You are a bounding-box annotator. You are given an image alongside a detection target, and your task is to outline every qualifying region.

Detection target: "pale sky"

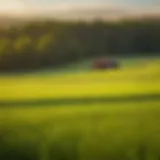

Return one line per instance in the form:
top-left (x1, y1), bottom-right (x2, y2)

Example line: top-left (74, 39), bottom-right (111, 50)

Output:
top-left (0, 0), bottom-right (159, 18)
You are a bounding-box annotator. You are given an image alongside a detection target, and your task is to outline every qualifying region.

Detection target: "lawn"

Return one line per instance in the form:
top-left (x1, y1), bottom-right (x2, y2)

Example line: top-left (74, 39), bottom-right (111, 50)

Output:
top-left (0, 59), bottom-right (160, 102)
top-left (0, 58), bottom-right (160, 160)
top-left (0, 100), bottom-right (160, 160)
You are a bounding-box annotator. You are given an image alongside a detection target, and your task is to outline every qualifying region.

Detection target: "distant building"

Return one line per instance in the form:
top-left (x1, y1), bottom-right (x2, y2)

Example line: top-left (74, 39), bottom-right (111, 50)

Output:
top-left (92, 58), bottom-right (119, 70)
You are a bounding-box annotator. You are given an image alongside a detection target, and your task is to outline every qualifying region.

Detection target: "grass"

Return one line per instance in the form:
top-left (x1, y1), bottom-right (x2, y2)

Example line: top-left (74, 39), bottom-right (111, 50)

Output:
top-left (0, 100), bottom-right (160, 160)
top-left (0, 59), bottom-right (160, 101)
top-left (0, 57), bottom-right (160, 160)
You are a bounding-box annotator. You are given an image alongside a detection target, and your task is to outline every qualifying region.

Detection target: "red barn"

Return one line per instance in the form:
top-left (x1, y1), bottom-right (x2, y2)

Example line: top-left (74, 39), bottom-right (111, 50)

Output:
top-left (92, 58), bottom-right (119, 70)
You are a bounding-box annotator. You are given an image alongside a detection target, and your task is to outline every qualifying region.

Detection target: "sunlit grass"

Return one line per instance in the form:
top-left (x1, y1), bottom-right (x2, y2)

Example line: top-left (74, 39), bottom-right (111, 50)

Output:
top-left (0, 61), bottom-right (160, 101)
top-left (0, 100), bottom-right (160, 160)
top-left (0, 59), bottom-right (160, 160)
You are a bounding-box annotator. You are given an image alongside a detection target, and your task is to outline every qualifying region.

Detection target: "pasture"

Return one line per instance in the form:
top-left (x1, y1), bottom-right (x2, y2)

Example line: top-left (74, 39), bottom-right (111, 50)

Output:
top-left (0, 57), bottom-right (160, 160)
top-left (0, 100), bottom-right (160, 160)
top-left (0, 58), bottom-right (160, 102)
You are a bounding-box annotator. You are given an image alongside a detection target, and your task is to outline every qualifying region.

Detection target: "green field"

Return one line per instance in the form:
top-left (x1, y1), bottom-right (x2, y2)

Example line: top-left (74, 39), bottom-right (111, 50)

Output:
top-left (1, 101), bottom-right (160, 160)
top-left (0, 57), bottom-right (160, 160)
top-left (0, 58), bottom-right (160, 102)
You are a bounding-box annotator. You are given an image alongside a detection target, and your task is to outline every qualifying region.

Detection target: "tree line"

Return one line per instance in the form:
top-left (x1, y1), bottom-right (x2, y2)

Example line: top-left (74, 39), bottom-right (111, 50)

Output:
top-left (0, 17), bottom-right (160, 72)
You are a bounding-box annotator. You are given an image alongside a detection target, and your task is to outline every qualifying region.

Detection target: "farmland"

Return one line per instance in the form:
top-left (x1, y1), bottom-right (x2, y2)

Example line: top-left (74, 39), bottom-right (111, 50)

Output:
top-left (0, 57), bottom-right (160, 160)
top-left (0, 57), bottom-right (160, 102)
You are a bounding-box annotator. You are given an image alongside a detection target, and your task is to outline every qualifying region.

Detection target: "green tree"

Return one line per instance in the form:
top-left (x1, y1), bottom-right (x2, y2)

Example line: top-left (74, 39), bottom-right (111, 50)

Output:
top-left (36, 34), bottom-right (53, 53)
top-left (13, 35), bottom-right (32, 54)
top-left (0, 38), bottom-right (10, 55)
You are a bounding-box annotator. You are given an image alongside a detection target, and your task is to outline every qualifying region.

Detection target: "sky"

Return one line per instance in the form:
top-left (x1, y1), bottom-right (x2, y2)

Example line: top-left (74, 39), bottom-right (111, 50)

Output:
top-left (0, 0), bottom-right (159, 19)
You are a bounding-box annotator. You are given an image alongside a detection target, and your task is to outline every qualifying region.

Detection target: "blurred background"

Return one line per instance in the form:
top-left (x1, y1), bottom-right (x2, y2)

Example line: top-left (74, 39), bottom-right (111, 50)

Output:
top-left (0, 1), bottom-right (160, 160)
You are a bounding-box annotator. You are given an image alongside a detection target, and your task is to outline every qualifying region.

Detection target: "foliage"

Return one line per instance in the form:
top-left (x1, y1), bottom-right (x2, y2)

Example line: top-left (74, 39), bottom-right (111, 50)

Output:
top-left (36, 34), bottom-right (53, 53)
top-left (0, 38), bottom-right (10, 55)
top-left (13, 35), bottom-right (32, 54)
top-left (0, 18), bottom-right (160, 72)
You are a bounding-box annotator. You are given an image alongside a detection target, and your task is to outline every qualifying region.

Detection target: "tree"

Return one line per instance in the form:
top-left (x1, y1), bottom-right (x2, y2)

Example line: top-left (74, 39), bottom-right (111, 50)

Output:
top-left (0, 38), bottom-right (10, 55)
top-left (13, 35), bottom-right (32, 54)
top-left (36, 34), bottom-right (53, 53)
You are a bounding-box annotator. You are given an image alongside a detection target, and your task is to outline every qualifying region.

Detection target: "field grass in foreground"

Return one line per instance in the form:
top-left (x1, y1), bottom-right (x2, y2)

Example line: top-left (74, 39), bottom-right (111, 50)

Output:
top-left (0, 58), bottom-right (160, 160)
top-left (0, 100), bottom-right (160, 160)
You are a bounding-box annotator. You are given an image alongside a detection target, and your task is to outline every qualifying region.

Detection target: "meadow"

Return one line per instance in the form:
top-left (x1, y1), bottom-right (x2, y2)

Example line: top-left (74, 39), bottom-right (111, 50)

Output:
top-left (0, 57), bottom-right (160, 160)
top-left (0, 57), bottom-right (160, 102)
